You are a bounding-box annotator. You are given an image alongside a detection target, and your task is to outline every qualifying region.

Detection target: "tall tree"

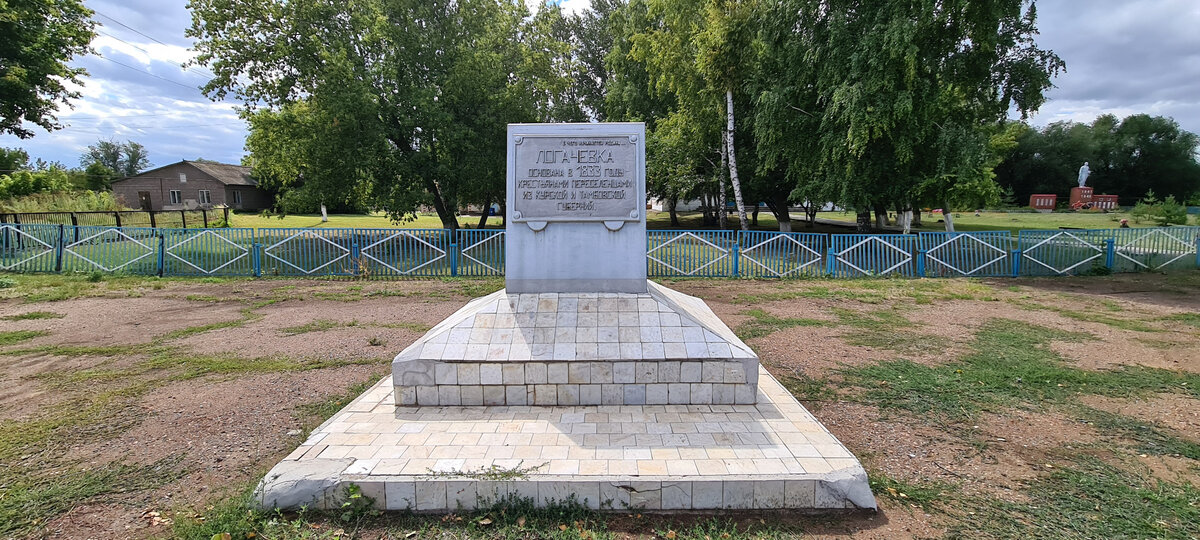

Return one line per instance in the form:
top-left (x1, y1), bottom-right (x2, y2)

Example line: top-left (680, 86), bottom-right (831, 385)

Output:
top-left (190, 0), bottom-right (573, 231)
top-left (0, 0), bottom-right (95, 138)
top-left (80, 139), bottom-right (151, 178)
top-left (756, 0), bottom-right (1062, 232)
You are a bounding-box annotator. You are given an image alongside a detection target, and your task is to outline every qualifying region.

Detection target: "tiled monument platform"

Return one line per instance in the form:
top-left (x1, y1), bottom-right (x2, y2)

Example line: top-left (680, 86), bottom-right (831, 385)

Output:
top-left (253, 123), bottom-right (874, 513)
top-left (392, 282), bottom-right (760, 407)
top-left (254, 283), bottom-right (875, 512)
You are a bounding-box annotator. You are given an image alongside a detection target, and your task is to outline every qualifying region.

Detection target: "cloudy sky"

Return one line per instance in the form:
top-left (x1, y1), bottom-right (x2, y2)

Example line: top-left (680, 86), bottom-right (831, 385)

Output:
top-left (2, 0), bottom-right (1198, 170)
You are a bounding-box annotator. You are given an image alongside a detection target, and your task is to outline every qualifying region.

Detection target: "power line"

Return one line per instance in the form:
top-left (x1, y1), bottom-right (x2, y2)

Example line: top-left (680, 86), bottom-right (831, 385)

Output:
top-left (91, 9), bottom-right (218, 78)
top-left (95, 29), bottom-right (215, 82)
top-left (96, 55), bottom-right (198, 90)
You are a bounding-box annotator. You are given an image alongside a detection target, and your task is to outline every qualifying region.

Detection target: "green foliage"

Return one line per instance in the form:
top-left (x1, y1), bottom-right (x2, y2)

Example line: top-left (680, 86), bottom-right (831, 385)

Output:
top-left (0, 329), bottom-right (48, 345)
top-left (1130, 190), bottom-right (1189, 226)
top-left (0, 189), bottom-right (125, 212)
top-left (735, 308), bottom-right (824, 340)
top-left (0, 0), bottom-right (96, 138)
top-left (0, 277), bottom-right (14, 289)
top-left (79, 139), bottom-right (151, 178)
top-left (194, 0), bottom-right (580, 230)
top-left (0, 166), bottom-right (71, 199)
top-left (996, 114), bottom-right (1200, 204)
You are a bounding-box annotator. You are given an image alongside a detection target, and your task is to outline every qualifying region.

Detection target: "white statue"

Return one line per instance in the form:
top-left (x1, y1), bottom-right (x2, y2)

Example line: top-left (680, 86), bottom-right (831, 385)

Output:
top-left (1077, 162), bottom-right (1090, 188)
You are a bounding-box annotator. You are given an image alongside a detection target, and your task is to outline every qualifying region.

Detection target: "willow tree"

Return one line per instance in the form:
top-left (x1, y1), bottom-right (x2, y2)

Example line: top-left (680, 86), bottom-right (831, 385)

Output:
top-left (756, 0), bottom-right (1062, 232)
top-left (189, 0), bottom-right (574, 230)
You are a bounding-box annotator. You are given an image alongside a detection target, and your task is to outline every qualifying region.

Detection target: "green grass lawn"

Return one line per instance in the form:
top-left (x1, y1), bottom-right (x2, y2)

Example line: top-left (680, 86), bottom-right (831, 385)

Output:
top-left (228, 209), bottom-right (1195, 234)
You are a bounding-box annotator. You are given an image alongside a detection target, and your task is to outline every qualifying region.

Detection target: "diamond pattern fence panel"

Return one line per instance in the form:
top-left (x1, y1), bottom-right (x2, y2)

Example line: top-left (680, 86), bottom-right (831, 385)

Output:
top-left (161, 228), bottom-right (256, 276)
top-left (258, 228), bottom-right (357, 277)
top-left (354, 228), bottom-right (452, 278)
top-left (61, 226), bottom-right (160, 274)
top-left (737, 230), bottom-right (826, 278)
top-left (828, 234), bottom-right (920, 277)
top-left (647, 230), bottom-right (737, 277)
top-left (457, 229), bottom-right (504, 277)
top-left (0, 223), bottom-right (60, 273)
top-left (919, 231), bottom-right (1016, 277)
top-left (1110, 226), bottom-right (1199, 272)
top-left (1018, 229), bottom-right (1113, 276)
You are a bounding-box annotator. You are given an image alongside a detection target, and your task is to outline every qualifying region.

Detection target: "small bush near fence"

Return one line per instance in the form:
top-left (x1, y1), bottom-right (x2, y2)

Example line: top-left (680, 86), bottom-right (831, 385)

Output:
top-left (0, 224), bottom-right (1196, 279)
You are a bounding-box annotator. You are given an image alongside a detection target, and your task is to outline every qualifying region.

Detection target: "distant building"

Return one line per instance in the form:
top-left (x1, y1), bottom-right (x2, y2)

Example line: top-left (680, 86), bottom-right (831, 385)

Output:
top-left (111, 160), bottom-right (268, 212)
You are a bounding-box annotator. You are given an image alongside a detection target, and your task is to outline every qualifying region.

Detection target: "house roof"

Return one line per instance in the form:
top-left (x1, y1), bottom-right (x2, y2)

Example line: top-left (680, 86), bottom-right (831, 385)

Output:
top-left (112, 160), bottom-right (257, 186)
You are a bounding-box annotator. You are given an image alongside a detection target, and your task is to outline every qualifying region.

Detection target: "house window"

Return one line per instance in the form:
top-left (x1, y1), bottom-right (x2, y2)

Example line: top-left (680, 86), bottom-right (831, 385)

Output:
top-left (179, 173), bottom-right (187, 183)
top-left (231, 190), bottom-right (242, 205)
top-left (170, 190), bottom-right (182, 204)
top-left (198, 190), bottom-right (211, 204)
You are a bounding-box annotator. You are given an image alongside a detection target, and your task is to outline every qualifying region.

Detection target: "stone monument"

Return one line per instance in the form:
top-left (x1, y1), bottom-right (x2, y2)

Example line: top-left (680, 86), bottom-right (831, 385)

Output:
top-left (253, 123), bottom-right (874, 513)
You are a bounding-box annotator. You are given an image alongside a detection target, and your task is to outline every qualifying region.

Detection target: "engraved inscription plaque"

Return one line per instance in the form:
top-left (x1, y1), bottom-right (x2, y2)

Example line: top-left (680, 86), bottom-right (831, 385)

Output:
top-left (511, 134), bottom-right (639, 222)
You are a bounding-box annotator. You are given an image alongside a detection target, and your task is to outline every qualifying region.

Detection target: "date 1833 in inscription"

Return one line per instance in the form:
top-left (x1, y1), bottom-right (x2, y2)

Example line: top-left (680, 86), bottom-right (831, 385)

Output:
top-left (512, 136), bottom-right (638, 221)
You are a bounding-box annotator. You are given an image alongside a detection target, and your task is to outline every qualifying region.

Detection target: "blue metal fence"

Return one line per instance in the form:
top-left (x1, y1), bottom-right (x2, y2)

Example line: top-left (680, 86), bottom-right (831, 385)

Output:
top-left (1, 225), bottom-right (1197, 279)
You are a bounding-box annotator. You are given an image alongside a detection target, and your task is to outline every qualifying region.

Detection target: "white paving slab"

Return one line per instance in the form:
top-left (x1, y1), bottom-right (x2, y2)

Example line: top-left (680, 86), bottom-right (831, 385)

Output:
top-left (255, 368), bottom-right (876, 512)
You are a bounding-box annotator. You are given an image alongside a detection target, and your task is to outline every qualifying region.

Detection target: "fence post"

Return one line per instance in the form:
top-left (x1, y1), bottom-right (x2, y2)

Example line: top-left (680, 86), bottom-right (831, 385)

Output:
top-left (1011, 249), bottom-right (1022, 277)
top-left (223, 207), bottom-right (230, 226)
top-left (70, 212), bottom-right (79, 243)
top-left (1195, 236), bottom-right (1200, 269)
top-left (825, 249), bottom-right (837, 276)
top-left (180, 210), bottom-right (187, 229)
top-left (202, 211), bottom-right (209, 229)
top-left (351, 242), bottom-right (361, 276)
top-left (149, 211), bottom-right (157, 229)
top-left (1104, 238), bottom-right (1115, 269)
top-left (55, 224), bottom-right (64, 272)
top-left (916, 250), bottom-right (926, 277)
top-left (114, 211), bottom-right (122, 228)
top-left (252, 242), bottom-right (262, 277)
top-left (731, 244), bottom-right (740, 278)
top-left (450, 242), bottom-right (459, 277)
top-left (157, 231), bottom-right (165, 277)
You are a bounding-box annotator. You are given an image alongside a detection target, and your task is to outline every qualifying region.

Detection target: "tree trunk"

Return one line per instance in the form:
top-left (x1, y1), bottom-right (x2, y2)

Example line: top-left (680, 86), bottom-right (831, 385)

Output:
top-left (725, 89), bottom-right (749, 231)
top-left (668, 196), bottom-right (680, 227)
top-left (500, 202), bottom-right (507, 227)
top-left (718, 132), bottom-right (728, 229)
top-left (856, 210), bottom-right (872, 233)
top-left (911, 208), bottom-right (922, 228)
top-left (477, 199), bottom-right (490, 229)
top-left (768, 197), bottom-right (792, 232)
top-left (751, 205), bottom-right (759, 226)
top-left (320, 204), bottom-right (328, 222)
top-left (943, 201), bottom-right (955, 232)
top-left (426, 179), bottom-right (458, 233)
top-left (805, 206), bottom-right (817, 228)
top-left (873, 203), bottom-right (888, 229)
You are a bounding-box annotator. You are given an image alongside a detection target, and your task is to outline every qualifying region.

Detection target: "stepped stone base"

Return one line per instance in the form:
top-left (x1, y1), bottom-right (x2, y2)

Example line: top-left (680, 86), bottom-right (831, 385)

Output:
top-left (392, 283), bottom-right (759, 407)
top-left (254, 369), bottom-right (876, 512)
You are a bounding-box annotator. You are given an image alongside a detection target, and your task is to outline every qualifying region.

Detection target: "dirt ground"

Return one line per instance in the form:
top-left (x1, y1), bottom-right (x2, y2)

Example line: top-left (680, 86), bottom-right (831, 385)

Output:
top-left (0, 272), bottom-right (1196, 539)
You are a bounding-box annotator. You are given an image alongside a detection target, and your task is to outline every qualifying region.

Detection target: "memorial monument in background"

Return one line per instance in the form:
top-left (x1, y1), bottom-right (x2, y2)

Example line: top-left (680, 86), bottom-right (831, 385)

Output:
top-left (254, 123), bottom-right (874, 513)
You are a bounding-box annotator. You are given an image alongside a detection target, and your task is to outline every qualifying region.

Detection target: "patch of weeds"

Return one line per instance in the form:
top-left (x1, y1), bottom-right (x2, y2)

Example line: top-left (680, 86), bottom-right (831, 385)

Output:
top-left (1015, 300), bottom-right (1164, 333)
top-left (957, 456), bottom-right (1200, 539)
top-left (370, 321), bottom-right (432, 332)
top-left (735, 309), bottom-right (824, 340)
top-left (0, 457), bottom-right (183, 537)
top-left (0, 311), bottom-right (64, 320)
top-left (843, 319), bottom-right (1199, 420)
top-left (296, 375), bottom-right (384, 422)
top-left (0, 276), bottom-right (16, 289)
top-left (0, 343), bottom-right (136, 358)
top-left (452, 278), bottom-right (505, 298)
top-left (779, 373), bottom-right (836, 408)
top-left (868, 473), bottom-right (950, 509)
top-left (831, 307), bottom-right (944, 354)
top-left (183, 294), bottom-right (226, 302)
top-left (141, 349), bottom-right (380, 380)
top-left (1159, 312), bottom-right (1200, 328)
top-left (424, 462), bottom-right (546, 481)
top-left (734, 287), bottom-right (886, 305)
top-left (170, 487), bottom-right (341, 540)
top-left (0, 330), bottom-right (49, 345)
top-left (157, 317), bottom-right (254, 342)
top-left (367, 336), bottom-right (386, 346)
top-left (655, 517), bottom-right (803, 540)
top-left (311, 290), bottom-right (364, 302)
top-left (1076, 407), bottom-right (1200, 459)
top-left (279, 319), bottom-right (342, 336)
